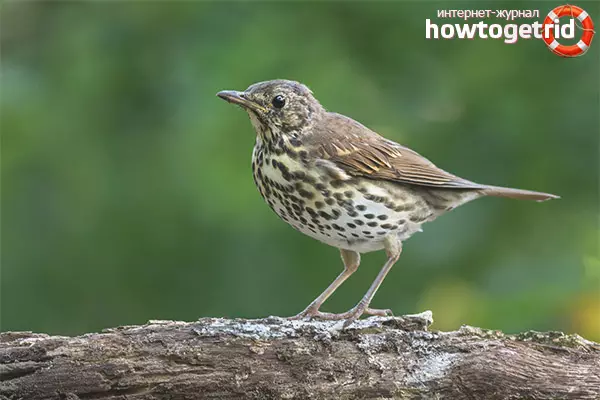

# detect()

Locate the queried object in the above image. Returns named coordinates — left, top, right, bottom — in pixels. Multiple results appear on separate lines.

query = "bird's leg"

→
left=288, top=249, right=360, bottom=320
left=337, top=235, right=402, bottom=328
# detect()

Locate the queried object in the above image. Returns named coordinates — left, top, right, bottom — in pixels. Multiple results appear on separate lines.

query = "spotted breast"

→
left=250, top=136, right=457, bottom=253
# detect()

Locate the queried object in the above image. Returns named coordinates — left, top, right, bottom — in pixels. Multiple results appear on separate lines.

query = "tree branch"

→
left=1, top=312, right=599, bottom=399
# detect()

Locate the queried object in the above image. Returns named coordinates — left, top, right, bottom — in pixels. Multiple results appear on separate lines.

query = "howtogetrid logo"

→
left=426, top=4, right=595, bottom=58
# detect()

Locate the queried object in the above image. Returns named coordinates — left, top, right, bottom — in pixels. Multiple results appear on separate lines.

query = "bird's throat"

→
left=247, top=111, right=274, bottom=142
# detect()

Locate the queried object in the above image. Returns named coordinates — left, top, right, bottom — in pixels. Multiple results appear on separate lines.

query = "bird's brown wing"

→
left=307, top=112, right=484, bottom=189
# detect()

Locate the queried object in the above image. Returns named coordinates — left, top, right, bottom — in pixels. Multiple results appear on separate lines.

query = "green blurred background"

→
left=2, top=1, right=599, bottom=340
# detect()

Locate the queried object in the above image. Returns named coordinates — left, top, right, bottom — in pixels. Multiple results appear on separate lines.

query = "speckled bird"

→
left=217, top=80, right=558, bottom=327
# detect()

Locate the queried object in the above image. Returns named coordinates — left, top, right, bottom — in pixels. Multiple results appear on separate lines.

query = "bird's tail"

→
left=480, top=185, right=560, bottom=202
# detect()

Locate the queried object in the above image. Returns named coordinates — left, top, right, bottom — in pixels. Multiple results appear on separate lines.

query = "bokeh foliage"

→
left=1, top=1, right=598, bottom=340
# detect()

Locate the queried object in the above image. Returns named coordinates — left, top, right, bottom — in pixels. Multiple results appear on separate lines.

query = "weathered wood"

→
left=1, top=312, right=599, bottom=399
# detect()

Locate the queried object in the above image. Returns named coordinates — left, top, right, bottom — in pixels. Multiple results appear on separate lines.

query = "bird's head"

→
left=217, top=80, right=323, bottom=142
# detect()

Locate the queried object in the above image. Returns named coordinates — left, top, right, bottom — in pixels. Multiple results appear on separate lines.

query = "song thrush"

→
left=217, top=80, right=558, bottom=327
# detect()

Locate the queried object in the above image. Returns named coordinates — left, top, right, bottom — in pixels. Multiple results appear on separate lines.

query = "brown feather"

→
left=305, top=112, right=559, bottom=201
left=481, top=186, right=559, bottom=202
left=306, top=112, right=483, bottom=189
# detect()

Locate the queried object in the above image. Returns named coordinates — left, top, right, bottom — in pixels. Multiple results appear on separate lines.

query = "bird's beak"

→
left=217, top=90, right=267, bottom=113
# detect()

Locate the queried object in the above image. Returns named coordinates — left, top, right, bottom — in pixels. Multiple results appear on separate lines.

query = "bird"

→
left=217, top=79, right=559, bottom=327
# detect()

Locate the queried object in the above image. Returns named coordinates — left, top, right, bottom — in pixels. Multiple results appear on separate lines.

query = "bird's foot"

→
left=287, top=304, right=323, bottom=320
left=339, top=305, right=393, bottom=328
left=288, top=304, right=392, bottom=327
left=365, top=307, right=394, bottom=317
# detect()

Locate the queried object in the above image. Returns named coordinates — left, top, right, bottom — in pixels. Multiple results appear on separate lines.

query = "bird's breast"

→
left=251, top=144, right=438, bottom=252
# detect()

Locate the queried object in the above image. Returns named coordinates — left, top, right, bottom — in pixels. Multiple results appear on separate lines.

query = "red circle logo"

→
left=542, top=5, right=595, bottom=57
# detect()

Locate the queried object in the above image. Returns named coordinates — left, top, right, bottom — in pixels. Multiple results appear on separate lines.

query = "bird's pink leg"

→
left=289, top=249, right=360, bottom=320
left=290, top=237, right=401, bottom=325
left=337, top=236, right=402, bottom=328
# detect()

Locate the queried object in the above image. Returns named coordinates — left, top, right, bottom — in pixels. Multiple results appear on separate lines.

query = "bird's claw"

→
left=287, top=305, right=322, bottom=320
left=365, top=307, right=394, bottom=317
left=289, top=305, right=393, bottom=328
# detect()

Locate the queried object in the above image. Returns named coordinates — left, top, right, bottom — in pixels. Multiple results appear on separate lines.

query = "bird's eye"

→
left=272, top=95, right=286, bottom=109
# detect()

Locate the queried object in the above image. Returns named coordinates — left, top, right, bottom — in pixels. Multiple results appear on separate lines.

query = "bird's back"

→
left=305, top=112, right=557, bottom=202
